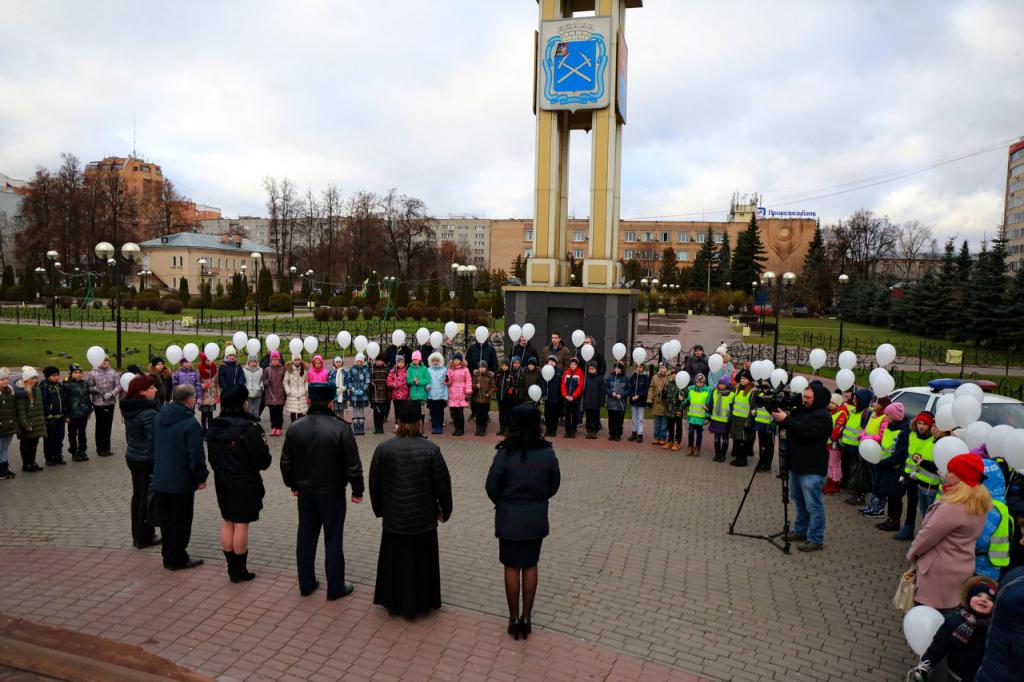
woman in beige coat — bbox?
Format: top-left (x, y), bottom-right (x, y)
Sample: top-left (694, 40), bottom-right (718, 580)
top-left (283, 356), bottom-right (308, 423)
top-left (906, 453), bottom-right (991, 610)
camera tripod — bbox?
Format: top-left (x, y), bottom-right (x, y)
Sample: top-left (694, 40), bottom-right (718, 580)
top-left (727, 420), bottom-right (792, 554)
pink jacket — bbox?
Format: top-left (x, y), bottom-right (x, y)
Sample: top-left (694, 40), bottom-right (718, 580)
top-left (446, 366), bottom-right (473, 408)
top-left (307, 355), bottom-right (329, 383)
top-left (907, 499), bottom-right (987, 609)
top-left (386, 366), bottom-right (409, 400)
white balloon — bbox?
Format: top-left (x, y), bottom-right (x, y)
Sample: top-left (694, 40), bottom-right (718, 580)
top-left (392, 329), bottom-right (406, 348)
top-left (571, 329), bottom-right (586, 347)
top-left (808, 348), bottom-right (827, 371)
top-left (521, 323), bottom-right (536, 342)
top-left (353, 335), bottom-right (368, 353)
top-left (903, 606), bottom-right (946, 656)
top-left (303, 336), bottom-right (318, 355)
top-left (934, 404), bottom-right (957, 432)
top-left (632, 347), bottom-right (647, 365)
top-left (933, 436), bottom-right (969, 475)
top-left (507, 324), bottom-right (522, 343)
top-left (612, 343), bottom-right (626, 361)
top-left (202, 342), bottom-right (219, 361)
top-left (265, 334), bottom-right (281, 351)
top-left (675, 371), bottom-right (690, 389)
top-left (444, 321), bottom-right (459, 340)
top-left (541, 365), bottom-right (555, 382)
top-left (366, 341), bottom-right (381, 360)
top-left (955, 382), bottom-right (985, 403)
top-left (875, 343), bottom-right (897, 368)
top-left (662, 340), bottom-right (681, 360)
top-left (835, 368), bottom-right (855, 391)
top-left (770, 368), bottom-right (788, 388)
top-left (987, 424), bottom-right (1015, 458)
top-left (528, 384), bottom-right (543, 402)
top-left (1004, 430), bottom-right (1024, 471)
top-left (86, 346), bottom-right (107, 368)
top-left (416, 327), bottom-right (430, 346)
top-left (708, 353), bottom-right (724, 373)
top-left (336, 331), bottom-right (351, 349)
top-left (119, 372), bottom-right (135, 393)
top-left (935, 393), bottom-right (955, 412)
top-left (789, 376), bottom-right (809, 394)
top-left (869, 367), bottom-right (888, 386)
top-left (951, 395), bottom-right (982, 429)
top-left (288, 337), bottom-right (304, 357)
top-left (246, 338), bottom-right (261, 357)
top-left (962, 421), bottom-right (992, 451)
top-left (858, 439), bottom-right (882, 464)
top-left (475, 326), bottom-right (489, 344)
top-left (870, 370), bottom-right (895, 398)
top-left (183, 343), bottom-right (200, 362)
top-left (165, 345), bottom-right (183, 365)
top-left (429, 331), bottom-right (443, 348)
top-left (232, 331), bottom-right (248, 351)
top-left (838, 350), bottom-right (857, 371)
top-left (762, 360), bottom-right (775, 378)
top-left (581, 344), bottom-right (595, 362)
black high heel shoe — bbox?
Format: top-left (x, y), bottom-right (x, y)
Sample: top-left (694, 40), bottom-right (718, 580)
top-left (520, 619), bottom-right (531, 640)
top-left (508, 618), bottom-right (520, 640)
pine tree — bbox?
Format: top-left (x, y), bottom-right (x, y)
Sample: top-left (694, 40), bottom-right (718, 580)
top-left (414, 282), bottom-right (425, 303)
top-left (689, 227), bottom-right (716, 289)
top-left (216, 281), bottom-right (225, 298)
top-left (957, 240), bottom-right (972, 281)
top-left (476, 268), bottom-right (492, 293)
top-left (510, 254), bottom-right (526, 281)
top-left (716, 233), bottom-right (731, 288)
top-left (427, 270), bottom-right (441, 307)
top-left (178, 277), bottom-right (190, 301)
top-left (491, 290), bottom-right (505, 319)
top-left (1002, 266), bottom-right (1024, 348)
top-left (201, 281), bottom-right (212, 306)
top-left (258, 267), bottom-right (273, 307)
top-left (395, 280), bottom-right (410, 307)
top-left (970, 236), bottom-right (1008, 346)
top-left (339, 282), bottom-right (353, 306)
top-left (2, 264), bottom-right (15, 293)
top-left (365, 272), bottom-right (380, 306)
top-left (930, 239), bottom-right (957, 338)
top-left (658, 247), bottom-right (677, 285)
top-left (731, 213), bottom-right (767, 289)
top-left (798, 222), bottom-right (829, 313)
top-left (299, 275), bottom-right (310, 299)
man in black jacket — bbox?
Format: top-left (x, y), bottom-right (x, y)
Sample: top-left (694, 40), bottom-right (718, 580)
top-left (773, 382), bottom-right (832, 552)
top-left (281, 382), bottom-right (364, 600)
top-left (681, 345), bottom-right (710, 378)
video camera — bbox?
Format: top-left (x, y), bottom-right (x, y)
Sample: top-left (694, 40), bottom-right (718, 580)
top-left (753, 381), bottom-right (803, 413)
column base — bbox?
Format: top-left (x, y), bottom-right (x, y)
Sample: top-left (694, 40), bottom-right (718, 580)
top-left (526, 258), bottom-right (565, 287)
top-left (582, 259), bottom-right (622, 288)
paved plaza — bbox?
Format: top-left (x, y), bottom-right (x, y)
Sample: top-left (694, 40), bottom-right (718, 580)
top-left (0, 401), bottom-right (916, 681)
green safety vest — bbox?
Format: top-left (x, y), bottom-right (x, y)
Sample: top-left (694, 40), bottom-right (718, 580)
top-left (687, 387), bottom-right (711, 420)
top-left (732, 390), bottom-right (752, 419)
top-left (710, 391), bottom-right (733, 423)
top-left (903, 432), bottom-right (940, 487)
top-left (988, 500), bottom-right (1012, 567)
top-left (879, 427), bottom-right (900, 461)
top-left (829, 411), bottom-right (842, 446)
top-left (864, 413), bottom-right (885, 437)
top-left (754, 404), bottom-right (772, 425)
top-left (841, 409), bottom-right (865, 447)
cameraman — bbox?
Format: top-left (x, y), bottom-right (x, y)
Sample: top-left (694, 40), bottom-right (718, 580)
top-left (772, 382), bottom-right (833, 552)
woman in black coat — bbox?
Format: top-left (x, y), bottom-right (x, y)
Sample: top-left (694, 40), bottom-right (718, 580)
top-left (207, 384), bottom-right (272, 582)
top-left (369, 400), bottom-right (453, 618)
top-left (121, 374), bottom-right (161, 549)
top-left (485, 403), bottom-right (561, 640)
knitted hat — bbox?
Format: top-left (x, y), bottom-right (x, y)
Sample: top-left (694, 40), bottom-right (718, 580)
top-left (225, 345), bottom-right (237, 357)
top-left (829, 393), bottom-right (844, 407)
top-left (913, 411), bottom-right (934, 427)
top-left (220, 384), bottom-right (248, 411)
top-left (512, 355), bottom-right (522, 364)
top-left (355, 353), bottom-right (365, 362)
top-left (695, 373), bottom-right (706, 384)
top-left (43, 366), bottom-right (60, 379)
top-left (568, 357), bottom-right (578, 366)
top-left (479, 360), bottom-right (489, 368)
top-left (411, 350), bottom-right (422, 362)
top-left (454, 352), bottom-right (464, 361)
top-left (526, 356), bottom-right (537, 367)
top-left (883, 402), bottom-right (905, 421)
top-left (333, 356), bottom-right (343, 365)
top-left (947, 453), bottom-right (986, 487)
top-left (150, 356), bottom-right (164, 366)
top-left (291, 354), bottom-right (302, 362)
top-left (20, 366), bottom-right (38, 381)
top-left (962, 576), bottom-right (998, 612)
top-left (126, 364), bottom-right (142, 375)
top-left (308, 382), bottom-right (335, 403)
top-left (587, 361), bottom-right (599, 370)
top-left (429, 352), bottom-right (443, 365)
top-left (270, 350), bottom-right (281, 360)
top-left (718, 376), bottom-right (732, 387)
top-left (68, 363), bottom-right (82, 373)
top-left (0, 368), bottom-right (8, 380)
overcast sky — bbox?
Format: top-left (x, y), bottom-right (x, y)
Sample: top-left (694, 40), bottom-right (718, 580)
top-left (1, 1), bottom-right (1021, 244)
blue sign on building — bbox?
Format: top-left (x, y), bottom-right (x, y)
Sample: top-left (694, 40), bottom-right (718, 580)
top-left (539, 18), bottom-right (611, 110)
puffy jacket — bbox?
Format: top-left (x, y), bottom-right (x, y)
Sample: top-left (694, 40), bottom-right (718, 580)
top-left (63, 379), bottom-right (93, 419)
top-left (120, 397), bottom-right (158, 464)
top-left (307, 356), bottom-right (329, 384)
top-left (207, 410), bottom-right (272, 506)
top-left (582, 372), bottom-right (604, 410)
top-left (0, 387), bottom-right (17, 437)
top-left (540, 374), bottom-right (561, 404)
top-left (327, 366), bottom-right (345, 402)
top-left (662, 382), bottom-right (683, 418)
top-left (198, 363), bottom-right (219, 408)
top-left (516, 367), bottom-right (540, 403)
top-left (486, 443), bottom-right (561, 540)
top-left (41, 381), bottom-right (65, 420)
top-left (605, 374), bottom-right (628, 411)
top-left (426, 365), bottom-right (448, 401)
top-left (369, 435), bottom-right (453, 534)
top-left (446, 366), bottom-right (473, 408)
top-left (87, 367), bottom-right (119, 407)
top-left (386, 366), bottom-right (410, 400)
top-left (561, 367), bottom-right (584, 401)
top-left (152, 401), bottom-right (209, 494)
top-left (781, 384), bottom-right (833, 476)
top-left (242, 365), bottom-right (263, 399)
top-left (15, 382), bottom-right (44, 439)
top-left (511, 342), bottom-right (539, 366)
top-left (472, 370), bottom-right (495, 403)
top-left (172, 367), bottom-right (203, 404)
top-left (283, 365), bottom-right (308, 414)
top-left (280, 405), bottom-right (364, 496)
top-left (976, 566), bottom-right (1024, 682)
top-left (345, 363), bottom-right (370, 403)
top-left (406, 364), bottom-right (430, 401)
top-left (370, 364), bottom-right (390, 402)
top-left (496, 370), bottom-right (518, 402)
top-left (682, 354), bottom-right (710, 380)
top-left (261, 364), bottom-right (286, 406)
top-left (467, 342), bottom-right (499, 374)
top-left (627, 371), bottom-right (650, 406)
top-left (218, 360), bottom-right (245, 393)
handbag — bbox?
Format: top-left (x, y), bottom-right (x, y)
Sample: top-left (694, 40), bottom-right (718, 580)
top-left (893, 566), bottom-right (916, 612)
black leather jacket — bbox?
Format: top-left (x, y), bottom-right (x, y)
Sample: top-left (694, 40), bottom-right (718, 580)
top-left (280, 405), bottom-right (364, 496)
top-left (369, 436), bottom-right (453, 535)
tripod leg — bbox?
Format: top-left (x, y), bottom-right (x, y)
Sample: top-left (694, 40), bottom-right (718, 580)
top-left (728, 464), bottom-right (762, 534)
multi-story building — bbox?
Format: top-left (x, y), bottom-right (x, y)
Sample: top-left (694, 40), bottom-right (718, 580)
top-left (0, 173), bottom-right (27, 269)
top-left (137, 232), bottom-right (277, 295)
top-left (198, 217), bottom-right (272, 245)
top-left (1004, 138), bottom-right (1024, 270)
top-left (426, 217), bottom-right (490, 268)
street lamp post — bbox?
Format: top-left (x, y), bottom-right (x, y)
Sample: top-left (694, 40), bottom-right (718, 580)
top-left (139, 269), bottom-right (151, 291)
top-left (45, 250), bottom-right (58, 326)
top-left (763, 271), bottom-right (796, 365)
top-left (197, 258), bottom-right (210, 325)
top-left (289, 266), bottom-right (298, 317)
top-left (836, 273), bottom-right (850, 351)
top-left (251, 252), bottom-right (263, 337)
top-left (452, 263), bottom-right (477, 345)
top-left (240, 263), bottom-right (248, 317)
top-left (640, 277), bottom-right (659, 332)
top-left (95, 241), bottom-right (139, 369)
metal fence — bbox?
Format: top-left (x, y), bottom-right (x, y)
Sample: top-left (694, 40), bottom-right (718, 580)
top-left (793, 331), bottom-right (1021, 371)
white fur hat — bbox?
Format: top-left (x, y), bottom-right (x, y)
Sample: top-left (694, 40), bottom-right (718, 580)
top-left (225, 345), bottom-right (237, 356)
top-left (0, 368), bottom-right (8, 380)
top-left (355, 353), bottom-right (365, 362)
top-left (21, 366), bottom-right (38, 381)
top-left (429, 352), bottom-right (444, 365)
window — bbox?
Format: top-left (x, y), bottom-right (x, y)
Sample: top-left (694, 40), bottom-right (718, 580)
top-left (661, 232), bottom-right (670, 243)
top-left (1012, 148), bottom-right (1024, 163)
top-left (624, 249), bottom-right (634, 259)
top-left (696, 232), bottom-right (706, 243)
top-left (524, 247), bottom-right (534, 258)
top-left (475, 249), bottom-right (484, 255)
top-left (1009, 194), bottom-right (1024, 209)
top-left (573, 230), bottom-right (586, 242)
top-left (676, 251), bottom-right (689, 262)
top-left (1010, 210), bottom-right (1024, 225)
top-left (1009, 178), bottom-right (1024, 193)
top-left (678, 232), bottom-right (690, 243)
top-left (713, 232), bottom-right (724, 243)
top-left (172, 277), bottom-right (177, 287)
top-left (643, 232), bottom-right (653, 242)
top-left (572, 248), bottom-right (584, 259)
top-left (890, 391), bottom-right (930, 418)
top-left (524, 229), bottom-right (534, 241)
top-left (624, 231), bottom-right (636, 243)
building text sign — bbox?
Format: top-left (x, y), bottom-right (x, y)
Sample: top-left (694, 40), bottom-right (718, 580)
top-left (757, 207), bottom-right (817, 219)
top-left (538, 17), bottom-right (612, 111)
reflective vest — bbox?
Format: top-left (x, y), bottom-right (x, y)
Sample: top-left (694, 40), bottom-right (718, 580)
top-left (880, 427), bottom-right (900, 461)
top-left (830, 411), bottom-right (843, 446)
top-left (754, 405), bottom-right (772, 425)
top-left (710, 391), bottom-right (733, 423)
top-left (841, 410), bottom-right (865, 447)
top-left (687, 387), bottom-right (711, 420)
top-left (732, 390), bottom-right (752, 419)
top-left (904, 433), bottom-right (940, 487)
top-left (864, 414), bottom-right (885, 437)
top-left (988, 500), bottom-right (1012, 567)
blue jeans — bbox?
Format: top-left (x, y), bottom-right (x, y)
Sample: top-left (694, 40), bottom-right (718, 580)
top-left (0, 434), bottom-right (11, 464)
top-left (653, 415), bottom-right (668, 441)
top-left (789, 471), bottom-right (826, 544)
top-left (917, 486), bottom-right (938, 523)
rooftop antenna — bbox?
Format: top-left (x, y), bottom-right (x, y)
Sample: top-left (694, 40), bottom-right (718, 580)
top-left (131, 114), bottom-right (136, 158)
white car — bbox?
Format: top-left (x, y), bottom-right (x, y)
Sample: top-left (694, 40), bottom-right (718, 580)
top-left (889, 379), bottom-right (1024, 428)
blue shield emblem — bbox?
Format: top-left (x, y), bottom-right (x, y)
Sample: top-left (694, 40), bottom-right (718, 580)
top-left (542, 32), bottom-right (608, 107)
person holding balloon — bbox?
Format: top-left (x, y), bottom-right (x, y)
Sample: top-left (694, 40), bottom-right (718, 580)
top-left (218, 346), bottom-right (247, 401)
top-left (871, 402), bottom-right (911, 532)
top-left (446, 353), bottom-right (473, 437)
top-left (86, 351), bottom-right (120, 458)
top-left (467, 328), bottom-right (498, 375)
top-left (581, 361), bottom-right (605, 439)
top-left (626, 352), bottom-right (650, 443)
top-left (540, 357), bottom-right (562, 438)
top-left (284, 355), bottom-right (309, 423)
top-left (425, 352), bottom-right (449, 435)
top-left (708, 377), bottom-right (734, 462)
top-left (370, 355), bottom-right (392, 435)
top-left (727, 370), bottom-right (756, 467)
top-left (171, 357), bottom-right (202, 408)
top-left (661, 368), bottom-right (684, 452)
top-left (472, 360), bottom-right (496, 436)
top-left (345, 354), bottom-right (371, 436)
top-left (648, 363), bottom-right (671, 446)
top-left (261, 352), bottom-right (286, 436)
top-left (560, 357), bottom-right (585, 439)
top-left (684, 374), bottom-right (711, 457)
top-left (197, 352), bottom-right (219, 432)
top-left (604, 363), bottom-right (628, 442)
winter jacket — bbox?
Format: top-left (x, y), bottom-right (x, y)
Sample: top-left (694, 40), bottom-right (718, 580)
top-left (198, 362), bottom-right (218, 408)
top-left (561, 367), bottom-right (584, 401)
top-left (147, 365), bottom-right (173, 407)
top-left (486, 443), bottom-right (561, 540)
top-left (574, 348), bottom-right (606, 377)
top-left (260, 364), bottom-right (286, 406)
top-left (172, 367), bottom-right (203, 405)
top-left (280, 405), bottom-right (364, 496)
top-left (541, 343), bottom-right (572, 372)
top-left (87, 367), bottom-right (119, 407)
top-left (496, 370), bottom-right (518, 403)
top-left (582, 373), bottom-right (605, 410)
top-left (406, 364), bottom-right (430, 401)
top-left (242, 365), bottom-right (264, 399)
top-left (516, 367), bottom-right (540, 403)
top-left (208, 410), bottom-right (272, 518)
top-left (369, 435), bottom-right (453, 534)
top-left (977, 566), bottom-right (1024, 682)
top-left (780, 384), bottom-right (833, 476)
top-left (540, 374), bottom-right (562, 404)
top-left (649, 373), bottom-right (670, 416)
top-left (370, 364), bottom-right (390, 402)
top-left (345, 364), bottom-right (371, 404)
top-left (467, 342), bottom-right (499, 374)
top-left (0, 388), bottom-right (16, 438)
top-left (426, 365), bottom-right (449, 401)
top-left (120, 397), bottom-right (158, 464)
top-left (217, 359), bottom-right (245, 393)
top-left (283, 365), bottom-right (309, 414)
top-left (152, 401), bottom-right (209, 494)
top-left (15, 382), bottom-right (44, 439)
top-left (472, 370), bottom-right (495, 404)
top-left (605, 374), bottom-right (628, 412)
top-left (446, 366), bottom-right (473, 408)
top-left (41, 381), bottom-right (65, 421)
top-left (307, 356), bottom-right (329, 384)
top-left (386, 366), bottom-right (410, 401)
top-left (63, 379), bottom-right (93, 419)
top-left (327, 366), bottom-right (346, 403)
top-left (682, 354), bottom-right (710, 380)
top-left (385, 344), bottom-right (412, 369)
top-left (511, 342), bottom-right (539, 367)
top-left (908, 500), bottom-right (989, 609)
top-left (922, 607), bottom-right (990, 682)
top-left (662, 383), bottom-right (683, 419)
top-left (627, 371), bottom-right (651, 406)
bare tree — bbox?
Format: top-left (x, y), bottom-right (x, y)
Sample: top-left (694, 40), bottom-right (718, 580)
top-left (342, 191), bottom-right (383, 281)
top-left (379, 188), bottom-right (435, 278)
top-left (824, 209), bottom-right (898, 277)
top-left (320, 184), bottom-right (342, 283)
top-left (263, 177), bottom-right (281, 275)
top-left (0, 211), bottom-right (11, 269)
top-left (894, 220), bottom-right (936, 275)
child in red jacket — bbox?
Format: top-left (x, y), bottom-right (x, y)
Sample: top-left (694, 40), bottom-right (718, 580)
top-left (561, 357), bottom-right (584, 438)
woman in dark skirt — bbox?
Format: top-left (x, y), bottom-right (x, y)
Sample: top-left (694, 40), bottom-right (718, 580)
top-left (207, 384), bottom-right (272, 582)
top-left (485, 403), bottom-right (561, 640)
top-left (369, 400), bottom-right (453, 618)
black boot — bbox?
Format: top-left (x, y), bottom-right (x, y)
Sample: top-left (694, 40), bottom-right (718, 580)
top-left (223, 550), bottom-right (238, 581)
top-left (729, 456), bottom-right (748, 467)
top-left (636, 435), bottom-right (643, 443)
top-left (234, 552), bottom-right (256, 581)
top-left (0, 462), bottom-right (14, 480)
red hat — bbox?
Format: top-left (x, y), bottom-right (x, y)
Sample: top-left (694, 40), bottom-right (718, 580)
top-left (913, 411), bottom-right (934, 427)
top-left (947, 453), bottom-right (986, 487)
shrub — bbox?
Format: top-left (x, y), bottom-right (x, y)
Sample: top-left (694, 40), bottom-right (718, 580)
top-left (328, 295), bottom-right (345, 307)
top-left (396, 306), bottom-right (410, 319)
top-left (346, 306), bottom-right (360, 321)
top-left (408, 304), bottom-right (424, 320)
top-left (361, 306), bottom-right (374, 320)
top-left (59, 296), bottom-right (73, 309)
top-left (211, 296), bottom-right (233, 310)
top-left (160, 298), bottom-right (184, 314)
top-left (330, 306), bottom-right (346, 321)
top-left (121, 298), bottom-right (136, 309)
top-left (471, 308), bottom-right (489, 325)
top-left (137, 288), bottom-right (160, 300)
top-left (267, 293), bottom-right (291, 312)
top-left (92, 300), bottom-right (103, 309)
top-left (424, 305), bottom-right (439, 321)
top-left (312, 306), bottom-right (332, 322)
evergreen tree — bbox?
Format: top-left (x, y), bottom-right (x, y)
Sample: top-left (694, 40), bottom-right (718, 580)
top-left (299, 274), bottom-right (310, 299)
top-left (339, 282), bottom-right (353, 306)
top-left (956, 240), bottom-right (972, 281)
top-left (241, 274), bottom-right (249, 301)
top-left (216, 281), bottom-right (225, 298)
top-left (491, 290), bottom-right (505, 319)
top-left (201, 280), bottom-right (212, 306)
top-left (510, 254), bottom-right (527, 281)
top-left (2, 264), bottom-right (15, 293)
top-left (659, 247), bottom-right (677, 285)
top-left (689, 227), bottom-right (716, 289)
top-left (716, 233), bottom-right (731, 288)
top-left (476, 268), bottom-right (492, 292)
top-left (427, 270), bottom-right (441, 307)
top-left (395, 280), bottom-right (410, 307)
top-left (459, 276), bottom-right (474, 308)
top-left (970, 236), bottom-right (1008, 346)
top-left (731, 213), bottom-right (767, 289)
top-left (414, 282), bottom-right (425, 303)
top-left (930, 239), bottom-right (957, 338)
top-left (1001, 266), bottom-right (1024, 348)
top-left (178, 277), bottom-right (190, 301)
top-left (21, 267), bottom-right (39, 299)
top-left (258, 267), bottom-right (273, 307)
top-left (622, 259), bottom-right (643, 285)
top-left (798, 222), bottom-right (830, 312)
top-left (365, 272), bottom-right (380, 306)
